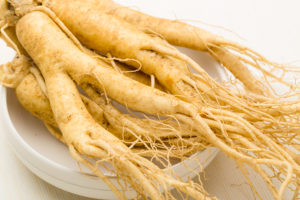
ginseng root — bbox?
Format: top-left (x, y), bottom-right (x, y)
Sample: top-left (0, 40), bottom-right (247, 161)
top-left (14, 10), bottom-right (300, 199)
top-left (0, 55), bottom-right (205, 158)
top-left (101, 0), bottom-right (299, 96)
top-left (15, 11), bottom-right (212, 199)
top-left (40, 0), bottom-right (300, 121)
top-left (1, 1), bottom-right (298, 199)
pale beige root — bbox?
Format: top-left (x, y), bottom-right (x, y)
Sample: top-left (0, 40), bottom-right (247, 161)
top-left (30, 6), bottom-right (257, 144)
top-left (0, 1), bottom-right (31, 88)
top-left (40, 0), bottom-right (299, 124)
top-left (100, 0), bottom-right (300, 133)
top-left (45, 122), bottom-right (205, 159)
top-left (16, 66), bottom-right (205, 156)
top-left (92, 50), bottom-right (166, 91)
top-left (6, 50), bottom-right (203, 155)
top-left (0, 0), bottom-right (27, 56)
top-left (46, 0), bottom-right (265, 94)
top-left (9, 0), bottom-right (293, 145)
top-left (208, 46), bottom-right (271, 95)
top-left (81, 84), bottom-right (193, 139)
top-left (7, 1), bottom-right (300, 121)
top-left (17, 73), bottom-right (204, 157)
top-left (5, 2), bottom-right (298, 198)
top-left (17, 8), bottom-right (300, 199)
top-left (14, 67), bottom-right (225, 159)
top-left (101, 0), bottom-right (300, 96)
top-left (102, 0), bottom-right (300, 115)
top-left (81, 83), bottom-right (210, 157)
top-left (44, 0), bottom-right (193, 94)
top-left (89, 0), bottom-right (298, 156)
top-left (0, 1), bottom-right (15, 29)
top-left (241, 92), bottom-right (300, 116)
top-left (45, 119), bottom-right (207, 159)
top-left (0, 25), bottom-right (26, 56)
top-left (36, 0), bottom-right (299, 157)
top-left (0, 55), bottom-right (30, 87)
top-left (16, 74), bottom-right (106, 127)
top-left (7, 0), bottom-right (38, 16)
top-left (34, 0), bottom-right (244, 122)
top-left (16, 73), bottom-right (56, 125)
top-left (16, 11), bottom-right (213, 200)
top-left (0, 5), bottom-right (294, 200)
top-left (10, 0), bottom-right (298, 195)
top-left (9, 56), bottom-right (105, 127)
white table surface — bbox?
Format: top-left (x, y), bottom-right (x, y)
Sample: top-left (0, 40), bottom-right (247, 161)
top-left (0, 0), bottom-right (299, 199)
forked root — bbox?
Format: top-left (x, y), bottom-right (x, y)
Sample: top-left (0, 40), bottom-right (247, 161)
top-left (8, 2), bottom-right (299, 199)
top-left (102, 0), bottom-right (300, 117)
top-left (14, 12), bottom-right (212, 199)
top-left (10, 56), bottom-right (204, 159)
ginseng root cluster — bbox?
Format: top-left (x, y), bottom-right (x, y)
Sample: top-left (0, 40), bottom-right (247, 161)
top-left (0, 0), bottom-right (299, 199)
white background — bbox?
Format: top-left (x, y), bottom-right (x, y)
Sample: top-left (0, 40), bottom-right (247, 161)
top-left (0, 0), bottom-right (299, 199)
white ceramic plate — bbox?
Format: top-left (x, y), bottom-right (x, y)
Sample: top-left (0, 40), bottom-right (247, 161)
top-left (0, 1), bottom-right (222, 199)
